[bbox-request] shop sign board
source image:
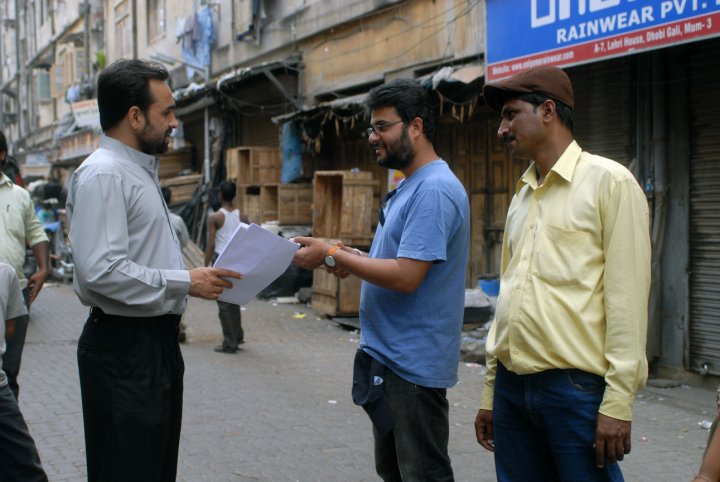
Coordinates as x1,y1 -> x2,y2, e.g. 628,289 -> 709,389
487,0 -> 720,80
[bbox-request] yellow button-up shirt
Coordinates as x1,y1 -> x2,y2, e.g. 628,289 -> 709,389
0,173 -> 48,289
480,141 -> 651,421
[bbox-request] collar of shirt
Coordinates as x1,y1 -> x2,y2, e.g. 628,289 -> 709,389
99,135 -> 159,173
0,172 -> 12,187
516,141 -> 582,192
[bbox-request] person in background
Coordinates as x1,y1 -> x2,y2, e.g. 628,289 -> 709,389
292,79 -> 470,481
474,66 -> 651,481
37,201 -> 57,225
0,129 -> 50,401
0,262 -> 48,481
162,186 -> 191,342
66,59 -> 242,481
204,180 -> 245,354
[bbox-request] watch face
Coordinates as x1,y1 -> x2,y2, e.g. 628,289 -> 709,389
324,255 -> 336,268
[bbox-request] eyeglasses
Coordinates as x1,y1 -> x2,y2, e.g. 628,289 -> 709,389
378,188 -> 398,227
366,120 -> 404,137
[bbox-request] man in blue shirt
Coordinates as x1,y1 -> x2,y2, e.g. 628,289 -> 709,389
293,79 -> 470,481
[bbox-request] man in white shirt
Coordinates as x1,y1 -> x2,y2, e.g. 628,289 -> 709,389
0,262 -> 47,481
204,181 -> 244,353
67,59 -> 242,481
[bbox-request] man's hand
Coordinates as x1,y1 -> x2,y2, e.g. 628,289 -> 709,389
474,409 -> 495,452
5,318 -> 16,340
27,269 -> 49,305
594,413 -> 632,468
188,267 -> 243,300
291,236 -> 334,270
326,266 -> 350,279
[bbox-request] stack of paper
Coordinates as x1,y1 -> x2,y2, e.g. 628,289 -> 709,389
213,223 -> 300,305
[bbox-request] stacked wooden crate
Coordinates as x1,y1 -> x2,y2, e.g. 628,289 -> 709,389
311,170 -> 378,317
162,173 -> 203,205
225,146 -> 313,226
158,145 -> 201,205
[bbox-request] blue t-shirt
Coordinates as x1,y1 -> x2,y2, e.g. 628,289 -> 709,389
360,160 -> 470,388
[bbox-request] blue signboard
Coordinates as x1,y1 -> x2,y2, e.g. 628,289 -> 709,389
486,0 -> 720,80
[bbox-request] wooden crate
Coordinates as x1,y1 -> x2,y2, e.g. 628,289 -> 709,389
182,241 -> 205,269
236,185 -> 278,224
226,146 -> 281,184
312,267 -> 362,317
312,170 -> 377,246
260,185 -> 279,221
278,183 -> 313,225
225,147 -> 241,180
158,146 -> 194,179
238,186 -> 262,224
162,173 -> 203,204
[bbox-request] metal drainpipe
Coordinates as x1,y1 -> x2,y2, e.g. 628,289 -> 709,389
14,0 -> 22,140
131,0 -> 137,59
0,3 -> 5,131
84,0 -> 90,82
647,51 -> 668,365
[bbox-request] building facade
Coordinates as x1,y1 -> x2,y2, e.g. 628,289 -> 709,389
2,0 -> 719,377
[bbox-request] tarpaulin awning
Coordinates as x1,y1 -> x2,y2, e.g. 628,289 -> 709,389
272,62 -> 484,125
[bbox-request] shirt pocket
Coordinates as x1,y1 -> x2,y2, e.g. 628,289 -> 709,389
1,204 -> 26,240
534,224 -> 593,286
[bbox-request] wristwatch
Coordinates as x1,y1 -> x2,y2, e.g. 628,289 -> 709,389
324,245 -> 341,268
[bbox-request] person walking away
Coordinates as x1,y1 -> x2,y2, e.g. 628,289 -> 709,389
204,180 -> 244,353
162,186 -> 190,342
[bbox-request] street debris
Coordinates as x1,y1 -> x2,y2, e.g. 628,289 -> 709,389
291,312 -> 306,319
699,419 -> 713,430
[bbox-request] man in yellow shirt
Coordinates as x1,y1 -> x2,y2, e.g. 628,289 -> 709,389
474,66 -> 651,481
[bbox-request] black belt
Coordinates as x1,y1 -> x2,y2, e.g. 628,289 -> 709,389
90,307 -> 181,324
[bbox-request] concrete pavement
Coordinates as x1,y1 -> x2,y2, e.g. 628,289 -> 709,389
18,282 -> 717,481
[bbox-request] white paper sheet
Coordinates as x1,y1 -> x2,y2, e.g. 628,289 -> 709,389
213,223 -> 300,305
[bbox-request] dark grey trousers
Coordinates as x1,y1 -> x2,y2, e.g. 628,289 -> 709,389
372,368 -> 454,482
217,300 -> 243,350
0,384 -> 47,481
3,287 -> 29,400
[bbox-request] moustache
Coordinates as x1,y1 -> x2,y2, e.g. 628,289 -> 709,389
503,135 -> 516,145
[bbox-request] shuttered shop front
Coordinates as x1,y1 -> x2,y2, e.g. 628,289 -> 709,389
689,38 -> 720,375
569,57 -> 634,166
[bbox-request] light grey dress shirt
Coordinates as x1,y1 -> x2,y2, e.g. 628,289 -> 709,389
66,135 -> 191,316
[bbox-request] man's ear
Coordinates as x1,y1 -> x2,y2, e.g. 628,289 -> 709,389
409,117 -> 424,139
127,106 -> 145,131
541,100 -> 557,123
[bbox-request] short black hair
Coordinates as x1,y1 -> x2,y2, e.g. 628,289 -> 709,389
161,186 -> 172,204
366,79 -> 435,142
97,59 -> 170,132
219,181 -> 236,202
519,93 -> 574,133
0,130 -> 7,153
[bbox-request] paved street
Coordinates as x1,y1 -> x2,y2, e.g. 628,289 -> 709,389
18,282 -> 718,481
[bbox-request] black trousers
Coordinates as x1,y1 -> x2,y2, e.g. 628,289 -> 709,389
77,310 -> 184,482
0,384 -> 47,481
3,287 -> 30,400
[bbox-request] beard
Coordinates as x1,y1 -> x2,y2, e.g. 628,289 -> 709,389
376,127 -> 414,170
138,126 -> 171,155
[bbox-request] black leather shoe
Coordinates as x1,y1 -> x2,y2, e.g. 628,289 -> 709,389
214,345 -> 237,354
